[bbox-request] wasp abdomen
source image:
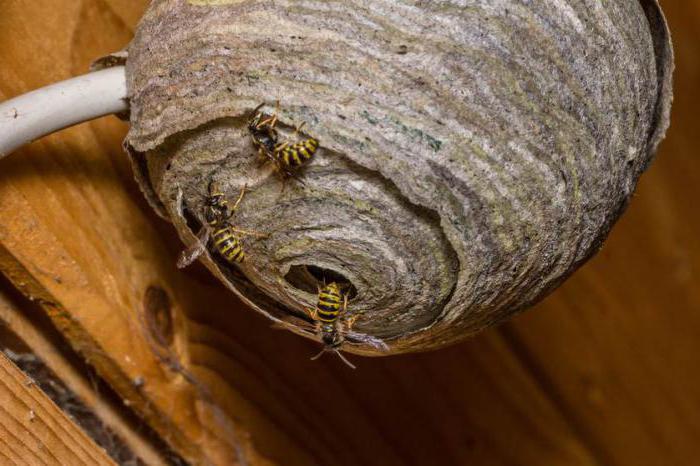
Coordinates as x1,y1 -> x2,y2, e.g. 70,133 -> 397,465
316,284 -> 342,323
212,227 -> 245,263
278,138 -> 318,168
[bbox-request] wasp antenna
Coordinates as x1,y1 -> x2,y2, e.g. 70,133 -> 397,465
310,348 -> 327,361
251,102 -> 265,115
293,121 -> 307,138
335,351 -> 357,369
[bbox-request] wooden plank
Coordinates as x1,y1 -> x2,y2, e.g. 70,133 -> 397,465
0,278 -> 171,466
0,350 -> 116,466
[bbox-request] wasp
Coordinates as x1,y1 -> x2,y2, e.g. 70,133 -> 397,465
286,282 -> 388,368
177,181 -> 267,269
247,102 -> 319,181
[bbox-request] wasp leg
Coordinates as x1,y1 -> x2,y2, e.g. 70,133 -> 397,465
257,114 -> 277,130
279,174 -> 304,193
345,314 -> 360,330
256,148 -> 267,166
305,307 -> 319,321
293,120 -> 307,138
274,160 -> 290,192
279,162 -> 306,188
275,163 -> 305,193
274,141 -> 289,153
256,146 -> 275,166
229,184 -> 248,213
256,100 -> 280,130
342,295 -> 361,330
340,293 -> 348,315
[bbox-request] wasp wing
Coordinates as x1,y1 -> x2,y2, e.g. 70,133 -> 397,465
177,226 -> 210,269
345,330 -> 390,352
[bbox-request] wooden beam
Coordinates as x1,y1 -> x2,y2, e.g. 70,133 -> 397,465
0,350 -> 116,465
0,278 -> 172,466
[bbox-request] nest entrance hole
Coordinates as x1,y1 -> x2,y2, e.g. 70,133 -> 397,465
285,265 -> 357,299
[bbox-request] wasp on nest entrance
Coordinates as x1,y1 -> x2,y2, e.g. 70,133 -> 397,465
285,264 -> 358,299
284,264 -> 386,368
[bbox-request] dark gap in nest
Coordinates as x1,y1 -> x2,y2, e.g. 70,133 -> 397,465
181,201 -> 203,235
285,265 -> 358,299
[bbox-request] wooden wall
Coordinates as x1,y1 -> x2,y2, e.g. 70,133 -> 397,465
0,1 -> 698,465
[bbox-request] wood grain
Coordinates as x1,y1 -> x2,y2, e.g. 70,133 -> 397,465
0,278 -> 170,466
0,351 -> 116,466
0,1 -> 698,466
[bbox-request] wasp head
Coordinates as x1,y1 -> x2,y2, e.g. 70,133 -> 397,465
324,282 -> 342,295
247,115 -> 261,133
247,103 -> 267,131
321,326 -> 343,349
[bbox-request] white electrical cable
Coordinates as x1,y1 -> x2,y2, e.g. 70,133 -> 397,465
0,66 -> 128,158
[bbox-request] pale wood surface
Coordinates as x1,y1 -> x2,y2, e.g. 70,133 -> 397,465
0,351 -> 116,466
0,1 -> 699,466
0,281 -> 170,466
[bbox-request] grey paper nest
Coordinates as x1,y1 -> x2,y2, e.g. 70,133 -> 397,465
116,0 -> 673,355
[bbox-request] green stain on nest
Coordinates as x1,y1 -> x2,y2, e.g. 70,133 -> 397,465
330,132 -> 368,152
350,198 -> 377,213
425,135 -> 443,152
360,110 -> 379,126
388,116 -> 443,152
359,110 -> 443,152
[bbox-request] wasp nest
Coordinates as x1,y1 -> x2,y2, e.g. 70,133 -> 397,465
117,0 -> 673,355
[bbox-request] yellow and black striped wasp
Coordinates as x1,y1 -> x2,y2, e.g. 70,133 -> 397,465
293,282 -> 388,368
177,181 -> 267,269
247,102 -> 319,182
